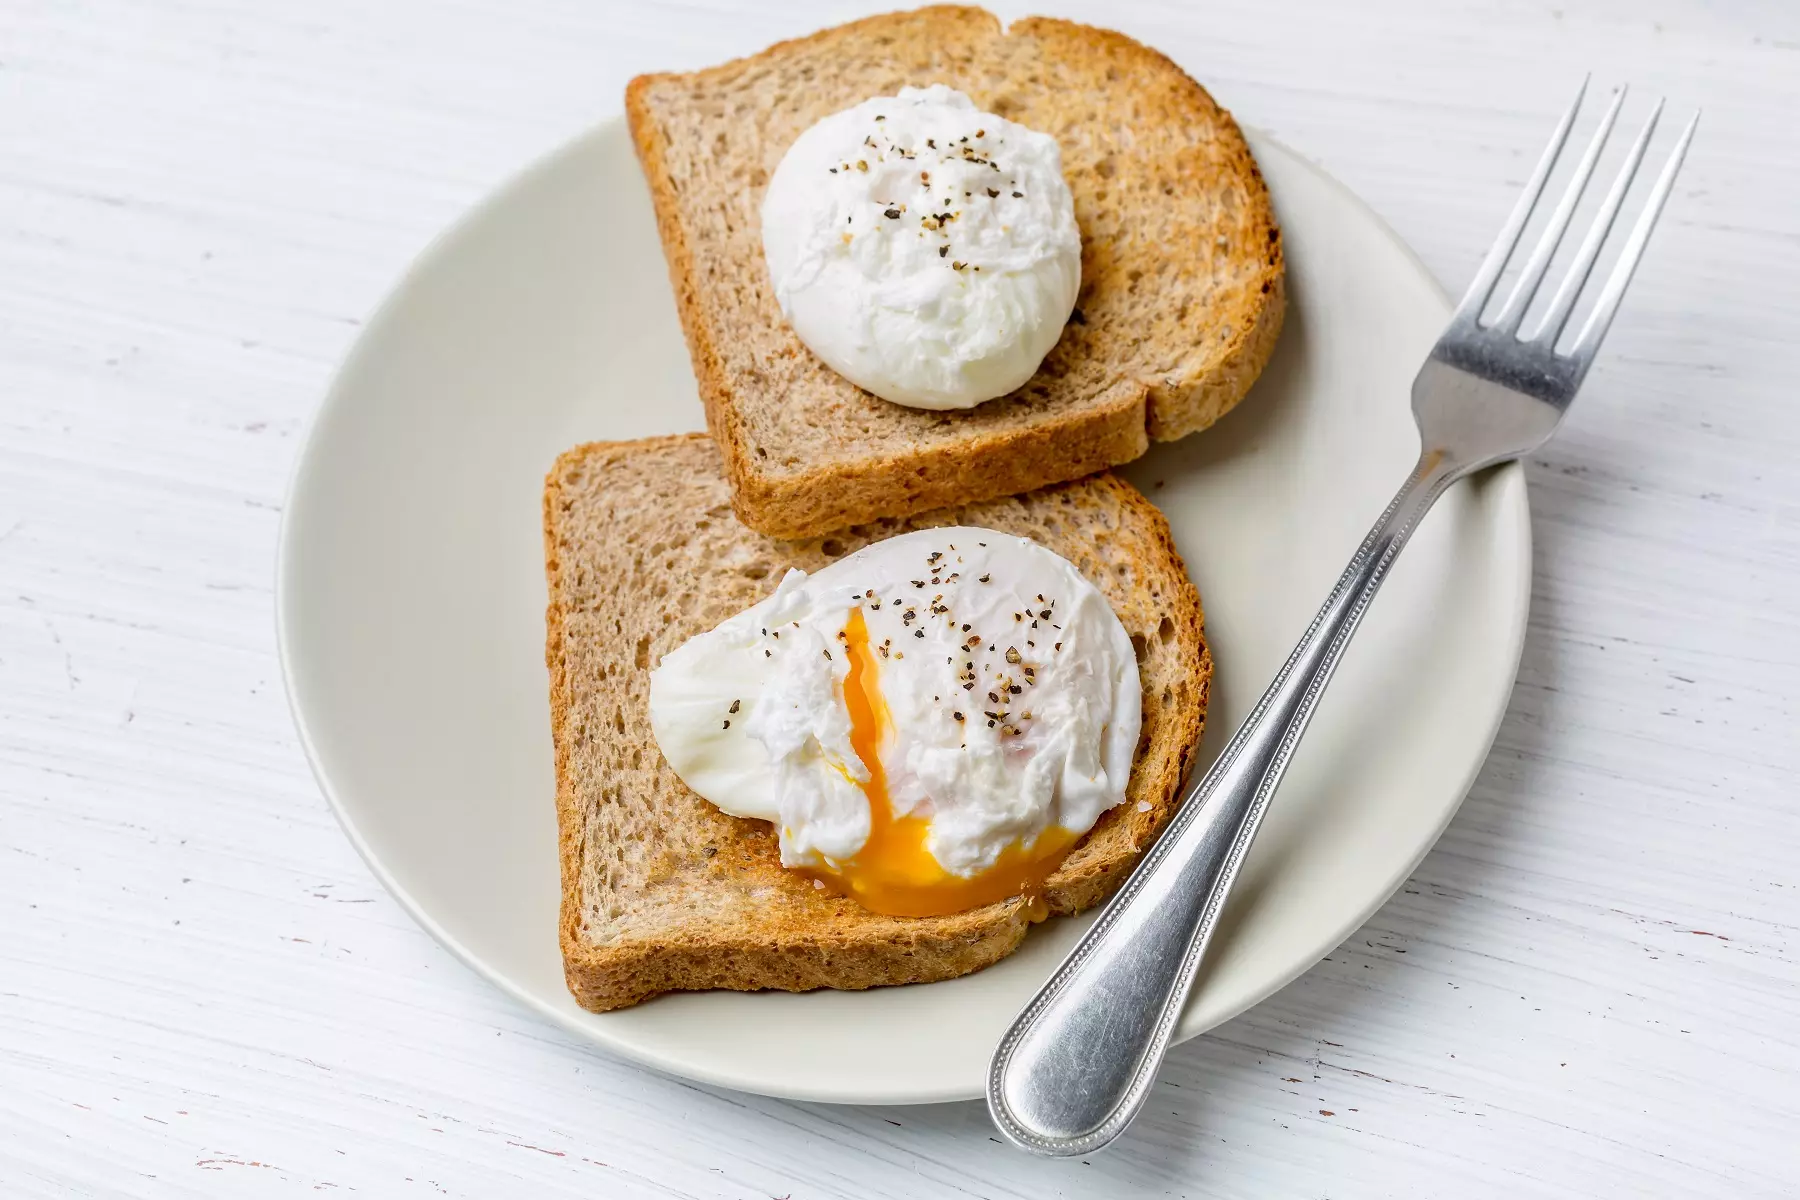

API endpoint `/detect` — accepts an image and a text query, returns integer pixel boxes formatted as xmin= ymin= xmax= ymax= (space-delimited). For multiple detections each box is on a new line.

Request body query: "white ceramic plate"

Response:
xmin=278 ymin=117 xmax=1528 ymax=1105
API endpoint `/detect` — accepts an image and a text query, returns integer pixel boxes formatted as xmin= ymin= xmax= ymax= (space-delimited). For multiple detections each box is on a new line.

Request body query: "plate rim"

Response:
xmin=276 ymin=116 xmax=1532 ymax=1105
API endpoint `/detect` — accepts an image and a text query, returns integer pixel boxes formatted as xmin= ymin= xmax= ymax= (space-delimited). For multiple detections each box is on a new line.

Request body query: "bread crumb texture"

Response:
xmin=544 ymin=434 xmax=1210 ymax=1011
xmin=628 ymin=6 xmax=1285 ymax=537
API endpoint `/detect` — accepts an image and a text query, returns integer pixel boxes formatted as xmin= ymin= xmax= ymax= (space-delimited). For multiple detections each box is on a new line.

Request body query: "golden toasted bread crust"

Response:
xmin=544 ymin=434 xmax=1209 ymax=1011
xmin=626 ymin=7 xmax=1284 ymax=538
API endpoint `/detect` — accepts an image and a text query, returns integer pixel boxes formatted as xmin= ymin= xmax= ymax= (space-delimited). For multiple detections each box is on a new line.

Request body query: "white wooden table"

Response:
xmin=4 ymin=0 xmax=1796 ymax=1194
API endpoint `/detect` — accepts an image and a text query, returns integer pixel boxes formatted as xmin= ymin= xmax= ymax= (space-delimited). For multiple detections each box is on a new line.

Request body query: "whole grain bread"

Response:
xmin=544 ymin=434 xmax=1210 ymax=1012
xmin=627 ymin=7 xmax=1284 ymax=539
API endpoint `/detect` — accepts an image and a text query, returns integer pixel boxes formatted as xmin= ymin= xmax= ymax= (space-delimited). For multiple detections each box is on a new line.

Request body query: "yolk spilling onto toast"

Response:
xmin=800 ymin=606 xmax=1079 ymax=918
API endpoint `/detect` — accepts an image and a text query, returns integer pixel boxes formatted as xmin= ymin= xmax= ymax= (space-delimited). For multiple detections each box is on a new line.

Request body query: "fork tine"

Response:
xmin=1566 ymin=111 xmax=1699 ymax=367
xmin=1454 ymin=77 xmax=1589 ymax=323
xmin=1529 ymin=99 xmax=1663 ymax=347
xmin=1492 ymin=86 xmax=1628 ymax=334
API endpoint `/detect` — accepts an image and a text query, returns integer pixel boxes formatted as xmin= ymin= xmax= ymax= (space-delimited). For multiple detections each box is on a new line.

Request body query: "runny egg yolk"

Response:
xmin=798 ymin=605 xmax=1080 ymax=918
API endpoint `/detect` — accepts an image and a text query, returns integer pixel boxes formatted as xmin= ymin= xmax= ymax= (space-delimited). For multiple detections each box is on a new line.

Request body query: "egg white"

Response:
xmin=760 ymin=85 xmax=1082 ymax=410
xmin=647 ymin=528 xmax=1141 ymax=879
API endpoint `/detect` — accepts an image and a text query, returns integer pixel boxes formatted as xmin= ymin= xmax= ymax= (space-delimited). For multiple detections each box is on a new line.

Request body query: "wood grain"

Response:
xmin=1 ymin=0 xmax=1795 ymax=1195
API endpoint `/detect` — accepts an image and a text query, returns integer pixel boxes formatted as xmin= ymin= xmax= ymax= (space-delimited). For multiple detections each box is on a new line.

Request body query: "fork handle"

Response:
xmin=988 ymin=449 xmax=1464 ymax=1156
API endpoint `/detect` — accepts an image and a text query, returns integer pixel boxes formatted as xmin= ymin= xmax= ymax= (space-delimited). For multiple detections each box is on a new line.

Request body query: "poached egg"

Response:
xmin=647 ymin=529 xmax=1141 ymax=917
xmin=760 ymin=85 xmax=1082 ymax=411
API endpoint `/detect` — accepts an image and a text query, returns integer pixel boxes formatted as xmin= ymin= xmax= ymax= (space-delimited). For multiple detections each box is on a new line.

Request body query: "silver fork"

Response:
xmin=988 ymin=81 xmax=1698 ymax=1157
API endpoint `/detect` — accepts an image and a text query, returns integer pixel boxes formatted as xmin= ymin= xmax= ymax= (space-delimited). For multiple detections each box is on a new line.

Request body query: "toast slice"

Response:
xmin=544 ymin=434 xmax=1210 ymax=1011
xmin=627 ymin=7 xmax=1285 ymax=539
